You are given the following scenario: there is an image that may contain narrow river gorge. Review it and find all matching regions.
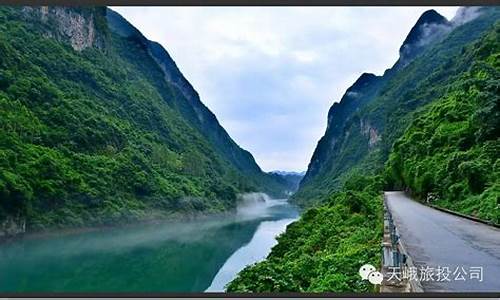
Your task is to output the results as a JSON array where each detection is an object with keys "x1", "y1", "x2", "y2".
[{"x1": 0, "y1": 195, "x2": 299, "y2": 292}]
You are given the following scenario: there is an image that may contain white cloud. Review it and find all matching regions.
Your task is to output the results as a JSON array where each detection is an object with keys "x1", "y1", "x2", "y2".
[
  {"x1": 291, "y1": 50, "x2": 319, "y2": 63},
  {"x1": 111, "y1": 6, "x2": 459, "y2": 172}
]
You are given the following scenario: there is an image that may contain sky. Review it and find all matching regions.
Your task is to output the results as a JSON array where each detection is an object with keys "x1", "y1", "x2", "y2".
[{"x1": 112, "y1": 6, "x2": 458, "y2": 172}]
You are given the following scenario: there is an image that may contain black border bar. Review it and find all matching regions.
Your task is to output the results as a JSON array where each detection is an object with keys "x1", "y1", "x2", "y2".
[
  {"x1": 1, "y1": 292, "x2": 500, "y2": 297},
  {"x1": 0, "y1": 0, "x2": 499, "y2": 5}
]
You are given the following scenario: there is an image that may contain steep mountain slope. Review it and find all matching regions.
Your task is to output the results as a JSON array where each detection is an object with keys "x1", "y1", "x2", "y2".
[
  {"x1": 301, "y1": 9, "x2": 452, "y2": 191},
  {"x1": 295, "y1": 7, "x2": 500, "y2": 206},
  {"x1": 228, "y1": 8, "x2": 499, "y2": 292},
  {"x1": 387, "y1": 24, "x2": 499, "y2": 224},
  {"x1": 0, "y1": 6, "x2": 287, "y2": 233},
  {"x1": 105, "y1": 8, "x2": 290, "y2": 197},
  {"x1": 106, "y1": 9, "x2": 265, "y2": 176}
]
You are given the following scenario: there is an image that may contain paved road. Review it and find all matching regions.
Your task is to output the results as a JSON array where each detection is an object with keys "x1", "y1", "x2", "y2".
[{"x1": 385, "y1": 191, "x2": 500, "y2": 292}]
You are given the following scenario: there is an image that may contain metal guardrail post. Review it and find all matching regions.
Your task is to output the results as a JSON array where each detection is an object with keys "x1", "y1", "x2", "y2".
[{"x1": 385, "y1": 207, "x2": 403, "y2": 268}]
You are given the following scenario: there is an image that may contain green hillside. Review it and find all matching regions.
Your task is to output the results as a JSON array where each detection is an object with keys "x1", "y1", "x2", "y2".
[
  {"x1": 228, "y1": 8, "x2": 499, "y2": 292},
  {"x1": 387, "y1": 24, "x2": 499, "y2": 224},
  {"x1": 294, "y1": 7, "x2": 500, "y2": 207},
  {"x1": 0, "y1": 6, "x2": 288, "y2": 232}
]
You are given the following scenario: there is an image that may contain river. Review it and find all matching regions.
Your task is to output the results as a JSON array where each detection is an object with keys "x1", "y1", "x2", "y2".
[{"x1": 0, "y1": 195, "x2": 298, "y2": 292}]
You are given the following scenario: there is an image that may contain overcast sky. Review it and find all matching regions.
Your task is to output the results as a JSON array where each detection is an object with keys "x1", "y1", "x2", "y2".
[{"x1": 112, "y1": 6, "x2": 458, "y2": 172}]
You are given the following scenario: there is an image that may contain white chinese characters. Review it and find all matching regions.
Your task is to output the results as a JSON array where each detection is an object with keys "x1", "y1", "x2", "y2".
[{"x1": 386, "y1": 265, "x2": 484, "y2": 283}]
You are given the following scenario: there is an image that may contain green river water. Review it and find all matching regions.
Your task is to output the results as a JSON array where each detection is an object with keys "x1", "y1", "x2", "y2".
[{"x1": 0, "y1": 198, "x2": 298, "y2": 292}]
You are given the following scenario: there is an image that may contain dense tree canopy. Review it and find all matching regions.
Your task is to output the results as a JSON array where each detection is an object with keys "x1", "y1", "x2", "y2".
[{"x1": 387, "y1": 24, "x2": 500, "y2": 224}]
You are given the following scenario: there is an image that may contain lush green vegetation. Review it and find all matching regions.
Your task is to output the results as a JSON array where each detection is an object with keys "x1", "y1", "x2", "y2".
[
  {"x1": 387, "y1": 25, "x2": 500, "y2": 224},
  {"x1": 227, "y1": 174, "x2": 383, "y2": 292},
  {"x1": 0, "y1": 7, "x2": 287, "y2": 231}
]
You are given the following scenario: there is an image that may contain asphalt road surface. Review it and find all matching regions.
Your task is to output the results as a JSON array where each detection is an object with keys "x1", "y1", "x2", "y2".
[{"x1": 385, "y1": 191, "x2": 500, "y2": 292}]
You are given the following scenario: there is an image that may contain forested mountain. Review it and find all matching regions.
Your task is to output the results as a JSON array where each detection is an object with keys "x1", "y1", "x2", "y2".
[
  {"x1": 0, "y1": 6, "x2": 288, "y2": 233},
  {"x1": 299, "y1": 10, "x2": 455, "y2": 196},
  {"x1": 228, "y1": 7, "x2": 499, "y2": 292},
  {"x1": 105, "y1": 9, "x2": 267, "y2": 176},
  {"x1": 295, "y1": 7, "x2": 500, "y2": 206},
  {"x1": 387, "y1": 25, "x2": 499, "y2": 224}
]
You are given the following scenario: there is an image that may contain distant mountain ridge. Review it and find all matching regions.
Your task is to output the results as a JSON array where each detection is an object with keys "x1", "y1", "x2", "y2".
[
  {"x1": 270, "y1": 170, "x2": 306, "y2": 176},
  {"x1": 268, "y1": 171, "x2": 305, "y2": 194}
]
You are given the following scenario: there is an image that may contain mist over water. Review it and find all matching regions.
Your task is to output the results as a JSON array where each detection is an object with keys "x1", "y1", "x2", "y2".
[
  {"x1": 206, "y1": 217, "x2": 296, "y2": 292},
  {"x1": 0, "y1": 194, "x2": 298, "y2": 292}
]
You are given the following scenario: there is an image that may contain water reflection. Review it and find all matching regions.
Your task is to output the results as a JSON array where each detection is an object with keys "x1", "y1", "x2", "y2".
[{"x1": 0, "y1": 195, "x2": 298, "y2": 292}]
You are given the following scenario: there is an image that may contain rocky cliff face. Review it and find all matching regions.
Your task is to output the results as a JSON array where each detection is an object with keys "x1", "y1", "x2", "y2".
[
  {"x1": 360, "y1": 118, "x2": 380, "y2": 148},
  {"x1": 22, "y1": 6, "x2": 106, "y2": 51},
  {"x1": 302, "y1": 72, "x2": 383, "y2": 185}
]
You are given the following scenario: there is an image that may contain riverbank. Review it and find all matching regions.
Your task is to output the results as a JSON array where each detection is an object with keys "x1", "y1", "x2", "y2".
[
  {"x1": 0, "y1": 209, "x2": 233, "y2": 245},
  {"x1": 0, "y1": 192, "x2": 276, "y2": 245}
]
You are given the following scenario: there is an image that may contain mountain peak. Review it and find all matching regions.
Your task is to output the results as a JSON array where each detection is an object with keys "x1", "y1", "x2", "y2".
[
  {"x1": 417, "y1": 9, "x2": 447, "y2": 25},
  {"x1": 401, "y1": 10, "x2": 449, "y2": 46},
  {"x1": 348, "y1": 73, "x2": 378, "y2": 92},
  {"x1": 397, "y1": 9, "x2": 452, "y2": 68}
]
